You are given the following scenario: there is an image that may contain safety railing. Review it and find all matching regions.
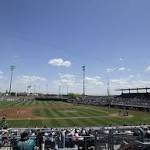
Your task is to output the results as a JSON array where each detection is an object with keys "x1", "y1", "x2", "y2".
[{"x1": 0, "y1": 126, "x2": 149, "y2": 150}]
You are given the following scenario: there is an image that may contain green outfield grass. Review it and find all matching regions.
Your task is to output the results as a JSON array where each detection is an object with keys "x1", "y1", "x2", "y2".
[{"x1": 0, "y1": 100, "x2": 150, "y2": 127}]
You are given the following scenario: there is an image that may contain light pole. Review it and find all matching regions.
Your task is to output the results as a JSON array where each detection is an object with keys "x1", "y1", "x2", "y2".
[
  {"x1": 33, "y1": 85, "x2": 36, "y2": 94},
  {"x1": 66, "y1": 85, "x2": 69, "y2": 95},
  {"x1": 82, "y1": 65, "x2": 85, "y2": 96},
  {"x1": 107, "y1": 70, "x2": 112, "y2": 96},
  {"x1": 9, "y1": 65, "x2": 15, "y2": 94},
  {"x1": 107, "y1": 72, "x2": 111, "y2": 109},
  {"x1": 59, "y1": 85, "x2": 61, "y2": 97},
  {"x1": 107, "y1": 77, "x2": 110, "y2": 96},
  {"x1": 46, "y1": 84, "x2": 48, "y2": 94}
]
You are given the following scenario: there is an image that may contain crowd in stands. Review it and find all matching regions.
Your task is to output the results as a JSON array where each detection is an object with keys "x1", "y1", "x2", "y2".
[
  {"x1": 0, "y1": 95, "x2": 35, "y2": 101},
  {"x1": 0, "y1": 125, "x2": 149, "y2": 150},
  {"x1": 0, "y1": 127, "x2": 100, "y2": 150},
  {"x1": 68, "y1": 96, "x2": 113, "y2": 106},
  {"x1": 68, "y1": 94, "x2": 150, "y2": 110},
  {"x1": 111, "y1": 97, "x2": 150, "y2": 108}
]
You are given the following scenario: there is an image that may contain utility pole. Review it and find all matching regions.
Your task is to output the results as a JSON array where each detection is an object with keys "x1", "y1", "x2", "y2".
[
  {"x1": 9, "y1": 65, "x2": 15, "y2": 94},
  {"x1": 82, "y1": 65, "x2": 86, "y2": 96}
]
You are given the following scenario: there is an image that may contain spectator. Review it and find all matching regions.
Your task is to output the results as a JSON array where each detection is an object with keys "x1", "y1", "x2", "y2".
[
  {"x1": 0, "y1": 117, "x2": 8, "y2": 129},
  {"x1": 45, "y1": 133, "x2": 56, "y2": 150},
  {"x1": 17, "y1": 132, "x2": 36, "y2": 150},
  {"x1": 36, "y1": 131, "x2": 44, "y2": 150}
]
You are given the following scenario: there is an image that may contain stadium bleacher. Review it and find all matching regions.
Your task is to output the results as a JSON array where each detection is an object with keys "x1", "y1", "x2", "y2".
[
  {"x1": 67, "y1": 88, "x2": 150, "y2": 112},
  {"x1": 0, "y1": 126, "x2": 149, "y2": 149}
]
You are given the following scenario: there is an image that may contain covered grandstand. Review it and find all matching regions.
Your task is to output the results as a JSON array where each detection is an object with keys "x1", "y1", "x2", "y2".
[{"x1": 116, "y1": 87, "x2": 150, "y2": 99}]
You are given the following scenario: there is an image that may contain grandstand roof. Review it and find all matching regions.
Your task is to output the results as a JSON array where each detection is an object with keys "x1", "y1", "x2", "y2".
[{"x1": 116, "y1": 87, "x2": 150, "y2": 93}]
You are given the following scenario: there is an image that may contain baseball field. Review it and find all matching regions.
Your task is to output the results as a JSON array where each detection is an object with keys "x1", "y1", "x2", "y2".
[{"x1": 0, "y1": 100, "x2": 150, "y2": 127}]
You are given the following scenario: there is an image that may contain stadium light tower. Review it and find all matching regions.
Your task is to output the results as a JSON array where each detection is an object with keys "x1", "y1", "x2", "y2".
[
  {"x1": 46, "y1": 84, "x2": 48, "y2": 94},
  {"x1": 107, "y1": 77, "x2": 110, "y2": 96},
  {"x1": 82, "y1": 65, "x2": 86, "y2": 96},
  {"x1": 59, "y1": 85, "x2": 61, "y2": 97},
  {"x1": 9, "y1": 65, "x2": 15, "y2": 94},
  {"x1": 66, "y1": 85, "x2": 69, "y2": 95}
]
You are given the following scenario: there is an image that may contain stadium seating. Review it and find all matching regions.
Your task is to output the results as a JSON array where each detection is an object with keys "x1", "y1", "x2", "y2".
[
  {"x1": 68, "y1": 94, "x2": 150, "y2": 111},
  {"x1": 0, "y1": 126, "x2": 149, "y2": 149}
]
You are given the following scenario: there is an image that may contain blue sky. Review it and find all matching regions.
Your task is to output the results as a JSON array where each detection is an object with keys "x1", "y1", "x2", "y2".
[{"x1": 0, "y1": 0, "x2": 150, "y2": 95}]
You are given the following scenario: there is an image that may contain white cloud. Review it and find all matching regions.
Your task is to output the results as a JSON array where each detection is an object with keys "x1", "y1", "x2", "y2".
[
  {"x1": 48, "y1": 58, "x2": 71, "y2": 67},
  {"x1": 53, "y1": 74, "x2": 104, "y2": 95},
  {"x1": 107, "y1": 67, "x2": 130, "y2": 72},
  {"x1": 53, "y1": 74, "x2": 84, "y2": 94},
  {"x1": 19, "y1": 75, "x2": 47, "y2": 84},
  {"x1": 119, "y1": 58, "x2": 123, "y2": 61},
  {"x1": 106, "y1": 68, "x2": 116, "y2": 73},
  {"x1": 129, "y1": 75, "x2": 134, "y2": 78},
  {"x1": 85, "y1": 76, "x2": 104, "y2": 86},
  {"x1": 54, "y1": 74, "x2": 76, "y2": 86},
  {"x1": 131, "y1": 80, "x2": 150, "y2": 87},
  {"x1": 0, "y1": 71, "x2": 3, "y2": 74},
  {"x1": 118, "y1": 67, "x2": 125, "y2": 71},
  {"x1": 145, "y1": 66, "x2": 150, "y2": 71},
  {"x1": 118, "y1": 67, "x2": 126, "y2": 71},
  {"x1": 60, "y1": 74, "x2": 75, "y2": 86},
  {"x1": 111, "y1": 79, "x2": 129, "y2": 86},
  {"x1": 110, "y1": 77, "x2": 150, "y2": 94}
]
